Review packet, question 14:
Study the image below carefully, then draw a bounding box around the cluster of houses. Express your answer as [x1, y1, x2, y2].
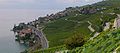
[13, 23, 36, 46]
[37, 10, 70, 23]
[17, 28, 32, 37]
[30, 6, 106, 27]
[13, 4, 108, 47]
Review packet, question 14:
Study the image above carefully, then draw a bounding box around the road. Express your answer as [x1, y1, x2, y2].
[29, 26, 49, 49]
[65, 18, 84, 24]
[116, 14, 120, 28]
[87, 21, 95, 32]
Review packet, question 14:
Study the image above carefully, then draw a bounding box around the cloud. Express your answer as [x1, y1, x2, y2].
[85, 0, 90, 2]
[56, 0, 83, 3]
[56, 0, 101, 3]
[0, 0, 35, 4]
[85, 0, 97, 2]
[0, 0, 102, 10]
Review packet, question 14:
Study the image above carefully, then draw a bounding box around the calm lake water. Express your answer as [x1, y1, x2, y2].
[0, 9, 59, 53]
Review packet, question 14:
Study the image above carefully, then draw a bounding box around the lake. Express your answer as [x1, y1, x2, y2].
[0, 0, 103, 52]
[0, 9, 59, 53]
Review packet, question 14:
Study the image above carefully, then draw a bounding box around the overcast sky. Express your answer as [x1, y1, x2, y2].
[0, 0, 103, 23]
[0, 0, 102, 10]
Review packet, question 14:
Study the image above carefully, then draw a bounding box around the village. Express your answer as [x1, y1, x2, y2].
[12, 5, 108, 49]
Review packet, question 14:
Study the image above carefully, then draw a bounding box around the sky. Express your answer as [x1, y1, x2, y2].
[0, 0, 103, 23]
[0, 0, 102, 10]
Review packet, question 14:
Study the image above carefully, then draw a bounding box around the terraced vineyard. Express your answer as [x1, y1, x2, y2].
[30, 0, 120, 53]
[33, 45, 66, 53]
[43, 10, 116, 47]
[68, 29, 120, 53]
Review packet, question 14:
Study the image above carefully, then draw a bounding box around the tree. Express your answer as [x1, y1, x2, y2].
[64, 32, 86, 49]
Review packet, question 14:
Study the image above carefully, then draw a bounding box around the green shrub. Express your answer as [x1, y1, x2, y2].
[64, 32, 86, 49]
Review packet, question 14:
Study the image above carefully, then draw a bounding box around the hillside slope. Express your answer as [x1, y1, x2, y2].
[43, 0, 117, 47]
[28, 0, 120, 53]
[68, 29, 120, 53]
